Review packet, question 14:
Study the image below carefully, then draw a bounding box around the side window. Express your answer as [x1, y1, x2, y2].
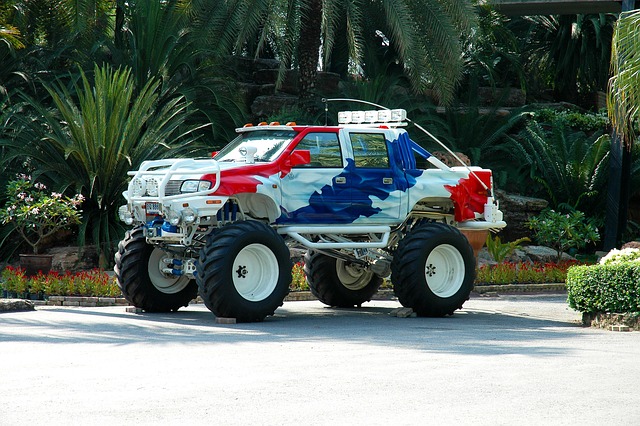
[294, 132, 342, 167]
[350, 133, 390, 168]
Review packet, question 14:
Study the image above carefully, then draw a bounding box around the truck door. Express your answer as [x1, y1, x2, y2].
[343, 130, 403, 224]
[278, 131, 352, 224]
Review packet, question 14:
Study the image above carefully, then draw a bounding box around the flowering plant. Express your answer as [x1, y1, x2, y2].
[526, 209, 599, 262]
[599, 247, 640, 265]
[0, 176, 83, 254]
[1, 266, 121, 298]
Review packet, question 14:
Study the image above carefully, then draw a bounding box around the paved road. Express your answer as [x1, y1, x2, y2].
[1, 294, 638, 425]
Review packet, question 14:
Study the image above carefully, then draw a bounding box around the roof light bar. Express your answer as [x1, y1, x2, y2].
[337, 109, 407, 125]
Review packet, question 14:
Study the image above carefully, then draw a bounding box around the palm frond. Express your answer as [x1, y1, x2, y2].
[608, 10, 640, 141]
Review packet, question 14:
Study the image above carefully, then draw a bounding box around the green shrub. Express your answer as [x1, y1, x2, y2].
[566, 263, 640, 313]
[527, 209, 599, 262]
[485, 234, 530, 263]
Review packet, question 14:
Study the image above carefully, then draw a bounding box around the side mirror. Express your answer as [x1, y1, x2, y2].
[288, 150, 311, 167]
[211, 151, 218, 158]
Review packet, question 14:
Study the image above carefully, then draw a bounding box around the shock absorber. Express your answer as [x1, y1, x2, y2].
[162, 258, 184, 276]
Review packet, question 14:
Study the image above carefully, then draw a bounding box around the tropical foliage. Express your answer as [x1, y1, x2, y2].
[509, 116, 610, 215]
[518, 13, 616, 103]
[0, 65, 203, 260]
[2, 0, 640, 266]
[194, 0, 478, 104]
[608, 9, 640, 141]
[527, 209, 600, 261]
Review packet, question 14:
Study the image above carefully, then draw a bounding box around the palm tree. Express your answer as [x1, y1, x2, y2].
[608, 10, 640, 139]
[520, 13, 616, 103]
[190, 0, 477, 105]
[104, 1, 246, 146]
[606, 8, 640, 249]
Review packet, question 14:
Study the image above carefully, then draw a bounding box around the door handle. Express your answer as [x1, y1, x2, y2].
[383, 177, 393, 185]
[335, 177, 347, 184]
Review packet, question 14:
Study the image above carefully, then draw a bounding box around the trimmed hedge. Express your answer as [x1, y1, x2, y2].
[566, 263, 640, 313]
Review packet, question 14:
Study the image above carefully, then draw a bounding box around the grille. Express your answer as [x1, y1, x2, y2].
[165, 180, 182, 196]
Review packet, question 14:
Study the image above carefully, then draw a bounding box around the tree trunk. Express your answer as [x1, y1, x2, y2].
[115, 0, 125, 49]
[297, 0, 323, 104]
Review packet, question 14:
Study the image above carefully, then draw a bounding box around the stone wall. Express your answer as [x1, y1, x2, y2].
[227, 56, 341, 121]
[494, 190, 548, 242]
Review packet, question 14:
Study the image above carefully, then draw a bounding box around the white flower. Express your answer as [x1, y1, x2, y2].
[599, 247, 640, 265]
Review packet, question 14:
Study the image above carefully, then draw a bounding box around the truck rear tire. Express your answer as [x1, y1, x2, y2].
[304, 251, 382, 308]
[197, 221, 291, 322]
[391, 222, 475, 317]
[114, 227, 197, 312]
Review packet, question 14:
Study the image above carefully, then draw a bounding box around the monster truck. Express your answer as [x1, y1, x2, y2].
[114, 105, 506, 322]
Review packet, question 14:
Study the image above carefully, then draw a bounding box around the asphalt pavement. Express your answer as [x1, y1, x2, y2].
[1, 294, 639, 425]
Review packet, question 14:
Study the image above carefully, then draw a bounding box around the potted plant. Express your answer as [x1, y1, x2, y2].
[0, 175, 83, 275]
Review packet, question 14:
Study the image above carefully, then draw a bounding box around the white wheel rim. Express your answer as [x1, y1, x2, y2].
[148, 248, 190, 294]
[233, 243, 279, 302]
[424, 244, 466, 298]
[336, 260, 373, 291]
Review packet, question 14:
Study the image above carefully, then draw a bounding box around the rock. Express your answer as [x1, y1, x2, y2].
[226, 56, 280, 82]
[476, 87, 526, 107]
[48, 246, 100, 273]
[494, 190, 548, 243]
[251, 69, 340, 96]
[315, 71, 340, 95]
[520, 245, 575, 263]
[477, 248, 497, 268]
[253, 69, 298, 94]
[236, 82, 276, 111]
[251, 94, 298, 120]
[432, 151, 471, 167]
[622, 241, 640, 250]
[0, 299, 35, 312]
[289, 248, 306, 266]
[477, 245, 574, 267]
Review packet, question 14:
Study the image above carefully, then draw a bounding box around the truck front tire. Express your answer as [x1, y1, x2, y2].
[304, 251, 382, 308]
[114, 227, 197, 312]
[391, 222, 475, 317]
[197, 221, 291, 322]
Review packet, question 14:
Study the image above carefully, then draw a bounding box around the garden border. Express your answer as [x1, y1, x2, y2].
[7, 285, 568, 308]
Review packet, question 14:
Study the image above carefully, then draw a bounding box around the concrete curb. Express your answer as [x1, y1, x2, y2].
[1, 285, 568, 312]
[473, 283, 566, 294]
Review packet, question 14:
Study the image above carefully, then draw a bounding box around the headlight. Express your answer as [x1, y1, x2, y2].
[181, 208, 197, 224]
[166, 209, 181, 226]
[180, 180, 212, 193]
[131, 178, 146, 197]
[118, 205, 134, 225]
[145, 177, 159, 196]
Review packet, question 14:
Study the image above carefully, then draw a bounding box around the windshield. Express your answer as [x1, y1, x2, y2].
[215, 130, 297, 163]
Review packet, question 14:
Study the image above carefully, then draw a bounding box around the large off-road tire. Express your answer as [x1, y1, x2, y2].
[304, 251, 382, 308]
[391, 222, 475, 317]
[114, 227, 197, 312]
[197, 221, 291, 322]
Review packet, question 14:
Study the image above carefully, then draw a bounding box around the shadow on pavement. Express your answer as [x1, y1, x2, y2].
[0, 296, 587, 358]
